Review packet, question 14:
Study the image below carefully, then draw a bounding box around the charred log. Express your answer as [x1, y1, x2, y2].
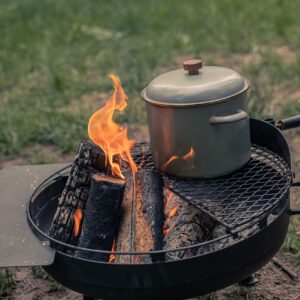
[163, 189, 215, 260]
[115, 169, 164, 263]
[49, 141, 105, 250]
[75, 174, 125, 261]
[135, 169, 164, 251]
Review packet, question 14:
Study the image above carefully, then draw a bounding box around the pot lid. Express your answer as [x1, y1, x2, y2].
[141, 59, 250, 106]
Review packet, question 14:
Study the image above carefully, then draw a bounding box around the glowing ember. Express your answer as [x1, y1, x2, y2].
[164, 227, 170, 236]
[73, 208, 83, 237]
[163, 191, 173, 211]
[161, 147, 195, 172]
[165, 207, 178, 224]
[163, 191, 179, 236]
[88, 73, 137, 179]
[163, 208, 177, 236]
[109, 240, 116, 263]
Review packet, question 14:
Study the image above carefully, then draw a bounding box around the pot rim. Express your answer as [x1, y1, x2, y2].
[141, 78, 251, 108]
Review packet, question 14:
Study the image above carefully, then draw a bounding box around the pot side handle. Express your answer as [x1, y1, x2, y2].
[209, 110, 248, 125]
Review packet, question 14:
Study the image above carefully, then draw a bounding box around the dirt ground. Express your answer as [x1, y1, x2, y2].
[1, 129, 299, 300]
[1, 252, 299, 300]
[211, 255, 300, 300]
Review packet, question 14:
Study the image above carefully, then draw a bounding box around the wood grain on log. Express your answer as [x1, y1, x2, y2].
[114, 176, 134, 263]
[163, 188, 215, 260]
[115, 169, 164, 263]
[75, 174, 125, 261]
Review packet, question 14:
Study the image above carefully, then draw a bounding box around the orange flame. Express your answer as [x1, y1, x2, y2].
[163, 191, 173, 211]
[73, 208, 83, 237]
[163, 191, 178, 236]
[161, 155, 179, 171]
[109, 240, 116, 263]
[161, 147, 195, 172]
[164, 227, 171, 236]
[163, 207, 178, 236]
[166, 207, 178, 224]
[182, 147, 195, 161]
[88, 74, 137, 179]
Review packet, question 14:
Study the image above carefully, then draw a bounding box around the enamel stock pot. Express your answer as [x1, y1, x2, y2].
[141, 59, 251, 178]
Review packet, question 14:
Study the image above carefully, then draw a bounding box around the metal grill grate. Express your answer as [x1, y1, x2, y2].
[130, 143, 292, 232]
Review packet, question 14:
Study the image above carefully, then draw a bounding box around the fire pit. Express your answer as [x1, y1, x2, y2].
[17, 118, 298, 300]
[0, 71, 299, 299]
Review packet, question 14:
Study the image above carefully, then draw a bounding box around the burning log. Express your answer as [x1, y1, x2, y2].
[135, 169, 164, 252]
[113, 176, 134, 263]
[49, 141, 105, 250]
[163, 189, 215, 260]
[115, 169, 164, 263]
[75, 174, 125, 261]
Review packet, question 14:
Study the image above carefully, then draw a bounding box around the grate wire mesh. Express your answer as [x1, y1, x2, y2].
[130, 143, 292, 231]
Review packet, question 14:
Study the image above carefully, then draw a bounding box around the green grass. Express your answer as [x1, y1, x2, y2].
[0, 270, 15, 297]
[282, 102, 300, 117]
[283, 220, 300, 263]
[32, 266, 64, 292]
[0, 0, 300, 162]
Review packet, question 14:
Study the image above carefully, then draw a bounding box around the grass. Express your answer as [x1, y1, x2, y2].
[0, 0, 300, 162]
[32, 266, 64, 292]
[0, 270, 15, 297]
[282, 102, 300, 117]
[283, 219, 300, 263]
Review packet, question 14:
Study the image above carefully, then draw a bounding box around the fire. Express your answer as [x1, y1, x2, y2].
[182, 147, 195, 161]
[163, 207, 178, 235]
[165, 207, 178, 224]
[161, 147, 195, 172]
[163, 191, 179, 236]
[109, 240, 116, 263]
[163, 191, 173, 211]
[161, 155, 179, 171]
[88, 73, 137, 179]
[73, 208, 83, 237]
[164, 228, 171, 236]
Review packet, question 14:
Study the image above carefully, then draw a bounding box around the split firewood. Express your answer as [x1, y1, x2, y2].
[113, 176, 134, 263]
[135, 169, 164, 252]
[49, 141, 106, 251]
[204, 210, 278, 253]
[163, 188, 215, 260]
[115, 169, 164, 263]
[75, 174, 125, 261]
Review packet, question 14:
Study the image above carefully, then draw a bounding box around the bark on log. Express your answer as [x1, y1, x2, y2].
[115, 169, 164, 263]
[49, 141, 105, 251]
[75, 174, 125, 261]
[163, 188, 215, 260]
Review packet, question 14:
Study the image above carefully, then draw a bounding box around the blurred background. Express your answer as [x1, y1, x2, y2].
[0, 0, 299, 299]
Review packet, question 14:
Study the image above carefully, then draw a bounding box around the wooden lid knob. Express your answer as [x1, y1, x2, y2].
[183, 59, 203, 75]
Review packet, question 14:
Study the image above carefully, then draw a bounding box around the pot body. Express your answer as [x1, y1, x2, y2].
[145, 92, 251, 178]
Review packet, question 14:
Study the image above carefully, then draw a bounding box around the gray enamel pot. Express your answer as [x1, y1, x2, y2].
[141, 59, 251, 178]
